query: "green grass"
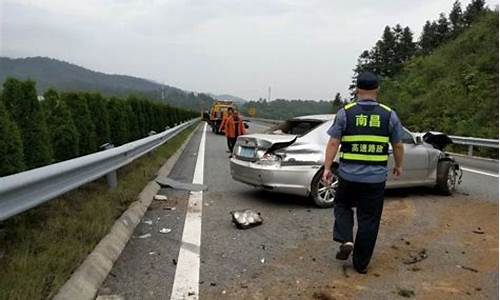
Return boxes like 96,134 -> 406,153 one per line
0,123 -> 197,300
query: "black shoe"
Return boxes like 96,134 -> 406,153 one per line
354,266 -> 368,274
335,242 -> 354,260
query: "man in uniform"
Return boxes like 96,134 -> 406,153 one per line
323,71 -> 404,273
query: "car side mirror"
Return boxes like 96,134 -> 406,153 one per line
415,136 -> 423,144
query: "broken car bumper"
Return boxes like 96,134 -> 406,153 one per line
229,158 -> 320,196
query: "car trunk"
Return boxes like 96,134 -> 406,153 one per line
234,134 -> 297,162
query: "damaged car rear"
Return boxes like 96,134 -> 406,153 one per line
229,114 -> 462,208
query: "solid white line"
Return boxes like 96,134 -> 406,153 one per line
170,123 -> 207,300
461,167 -> 499,178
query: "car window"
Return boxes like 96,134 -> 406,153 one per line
267,120 -> 323,137
401,128 -> 414,144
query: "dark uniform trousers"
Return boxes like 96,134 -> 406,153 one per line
333,176 -> 385,271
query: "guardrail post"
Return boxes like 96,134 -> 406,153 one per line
467,145 -> 473,156
99,143 -> 118,189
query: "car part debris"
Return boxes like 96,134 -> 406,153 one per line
230,209 -> 263,229
172,258 -> 177,265
403,249 -> 427,264
397,288 -> 415,298
143,220 -> 153,225
423,131 -> 453,150
260,258 -> 265,263
473,227 -> 485,234
138,233 -> 151,239
159,228 -> 172,234
155,176 -> 207,191
154,195 -> 168,201
456,264 -> 479,272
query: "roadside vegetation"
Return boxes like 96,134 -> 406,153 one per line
0,78 -> 198,176
0,123 -> 197,300
350,1 -> 497,140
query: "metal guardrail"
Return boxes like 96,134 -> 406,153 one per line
449,135 -> 499,156
0,119 -> 198,221
246,117 -> 498,156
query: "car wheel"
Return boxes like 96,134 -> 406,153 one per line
436,160 -> 457,195
310,167 -> 338,208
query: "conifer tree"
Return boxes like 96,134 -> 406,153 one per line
42,89 -> 79,161
332,93 -> 342,112
62,92 -> 97,155
107,97 -> 129,145
0,97 -> 25,176
449,1 -> 464,35
84,93 -> 111,147
436,13 -> 451,43
463,0 -> 486,27
2,78 -> 52,168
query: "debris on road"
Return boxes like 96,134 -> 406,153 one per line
172,258 -> 177,265
403,249 -> 427,265
260,258 -> 265,264
397,287 -> 415,297
188,291 -> 195,296
473,227 -> 485,234
456,264 -> 479,273
137,233 -> 151,239
230,209 -> 263,229
163,206 -> 176,211
153,195 -> 168,201
312,291 -> 335,300
143,220 -> 153,225
155,176 -> 207,191
159,228 -> 172,234
210,282 -> 217,287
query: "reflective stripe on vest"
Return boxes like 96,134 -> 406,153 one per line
340,153 -> 389,162
341,135 -> 389,143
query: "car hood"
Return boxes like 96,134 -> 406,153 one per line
423,131 -> 453,150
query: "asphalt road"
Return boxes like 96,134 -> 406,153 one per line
99,122 -> 498,300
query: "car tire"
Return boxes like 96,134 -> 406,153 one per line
310,166 -> 338,208
436,160 -> 457,195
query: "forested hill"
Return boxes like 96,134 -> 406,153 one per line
0,56 -> 215,110
380,11 -> 498,139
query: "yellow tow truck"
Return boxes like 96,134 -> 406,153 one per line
209,100 -> 235,134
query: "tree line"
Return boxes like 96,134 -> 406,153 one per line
348,0 -> 488,97
0,78 -> 198,177
241,98 -> 332,120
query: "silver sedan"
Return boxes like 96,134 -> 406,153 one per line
229,114 -> 461,208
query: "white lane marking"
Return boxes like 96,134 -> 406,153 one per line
461,167 -> 499,178
170,123 -> 207,300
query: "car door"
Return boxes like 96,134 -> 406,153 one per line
399,128 -> 429,183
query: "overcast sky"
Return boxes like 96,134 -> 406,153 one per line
1,0 -> 497,100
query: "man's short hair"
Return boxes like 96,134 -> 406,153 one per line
228,107 -> 234,111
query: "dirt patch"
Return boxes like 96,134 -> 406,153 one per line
203,194 -> 498,300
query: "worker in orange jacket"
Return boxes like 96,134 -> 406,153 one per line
219,107 -> 234,152
220,111 -> 246,156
